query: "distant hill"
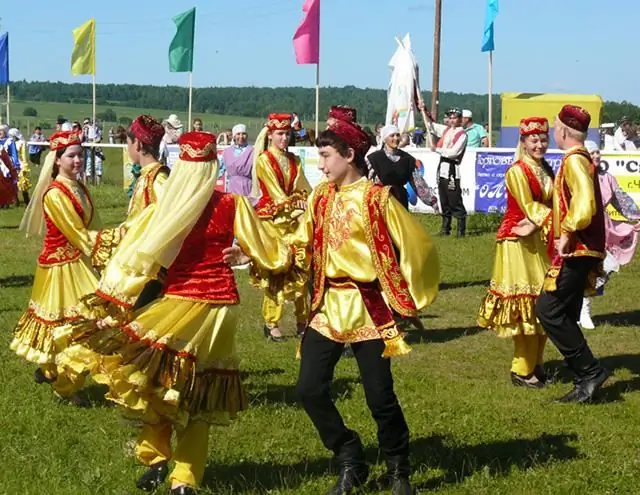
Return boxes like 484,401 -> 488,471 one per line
5,80 -> 640,129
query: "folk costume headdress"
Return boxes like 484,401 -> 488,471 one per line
251,113 -> 293,199
513,116 -> 549,163
327,105 -> 357,124
136,131 -> 219,268
130,115 -> 165,148
558,105 -> 591,133
20,131 -> 82,237
327,116 -> 373,158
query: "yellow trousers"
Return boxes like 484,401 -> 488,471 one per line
511,334 -> 547,376
136,420 -> 210,488
262,289 -> 309,329
39,363 -> 86,398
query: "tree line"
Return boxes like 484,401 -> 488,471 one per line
8,80 -> 640,128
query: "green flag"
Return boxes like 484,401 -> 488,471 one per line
169,7 -> 195,72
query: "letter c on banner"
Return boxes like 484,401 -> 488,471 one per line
627,160 -> 639,174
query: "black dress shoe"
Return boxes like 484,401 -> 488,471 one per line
327,464 -> 369,495
386,456 -> 413,495
510,372 -> 545,389
554,368 -> 611,404
34,368 -> 56,385
136,461 -> 169,491
263,326 -> 285,343
171,486 -> 196,495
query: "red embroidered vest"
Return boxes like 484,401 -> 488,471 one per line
39,180 -> 92,266
496,161 -> 548,240
310,182 -> 417,317
163,191 -> 239,304
555,148 -> 605,257
255,149 -> 298,218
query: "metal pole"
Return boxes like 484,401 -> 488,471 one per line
431,0 -> 442,121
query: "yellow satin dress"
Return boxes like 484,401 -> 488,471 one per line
254,146 -> 311,329
11,176 -> 100,395
58,194 -> 293,488
477,156 -> 553,377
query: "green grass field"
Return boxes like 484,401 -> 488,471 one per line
6,100 -> 328,141
2,163 -> 640,494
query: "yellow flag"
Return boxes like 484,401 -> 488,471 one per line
71,19 -> 95,75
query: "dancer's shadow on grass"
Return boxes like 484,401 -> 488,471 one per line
594,310 -> 640,327
0,275 -> 34,288
246,376 -> 360,407
404,326 -> 483,345
439,279 -> 490,291
201,432 -> 579,494
544,354 -> 640,404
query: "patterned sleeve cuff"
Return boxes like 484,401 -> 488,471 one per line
90,228 -> 124,271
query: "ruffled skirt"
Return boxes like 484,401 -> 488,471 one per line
10,259 -> 98,364
58,297 -> 247,428
478,236 -> 549,337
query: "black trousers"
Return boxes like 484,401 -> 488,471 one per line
438,177 -> 466,221
536,258 -> 603,380
133,279 -> 165,310
296,328 -> 409,458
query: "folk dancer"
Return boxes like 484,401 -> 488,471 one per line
237,111 -> 439,494
533,105 -> 610,403
11,131 -> 106,406
89,116 -> 169,309
59,132 -> 296,494
578,140 -> 640,329
478,117 -> 554,388
419,102 -> 468,237
252,113 -> 311,341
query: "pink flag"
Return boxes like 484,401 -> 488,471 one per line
293,0 -> 320,64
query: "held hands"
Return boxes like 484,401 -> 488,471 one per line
222,245 -> 251,267
511,218 -> 537,237
557,232 -> 575,258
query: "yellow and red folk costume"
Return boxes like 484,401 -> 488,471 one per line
60,132 -> 295,490
11,131 -> 103,397
535,105 -> 609,403
545,106 -> 606,291
252,113 -> 312,332
289,117 -> 439,355
90,115 -> 168,270
478,117 -> 554,381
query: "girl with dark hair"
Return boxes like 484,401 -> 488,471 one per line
11,131 -> 104,406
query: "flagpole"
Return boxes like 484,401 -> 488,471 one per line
488,50 -> 493,147
188,72 -> 193,131
91,73 -> 96,184
6,83 -> 9,126
314,63 -> 319,137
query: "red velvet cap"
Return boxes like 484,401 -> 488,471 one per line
266,113 -> 292,132
519,117 -> 549,137
558,105 -> 591,133
327,118 -> 372,156
49,131 -> 82,151
130,115 -> 165,146
178,131 -> 217,162
328,105 -> 357,124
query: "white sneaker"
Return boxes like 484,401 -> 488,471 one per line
579,297 -> 595,330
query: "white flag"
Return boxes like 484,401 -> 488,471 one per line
386,33 -> 419,134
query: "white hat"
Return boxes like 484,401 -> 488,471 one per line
232,124 -> 247,136
165,114 -> 183,129
8,127 -> 20,138
61,122 -> 73,131
381,124 -> 400,143
585,140 -> 599,153
462,109 -> 472,118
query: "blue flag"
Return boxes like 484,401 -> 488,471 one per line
481,0 -> 499,52
0,33 -> 8,84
